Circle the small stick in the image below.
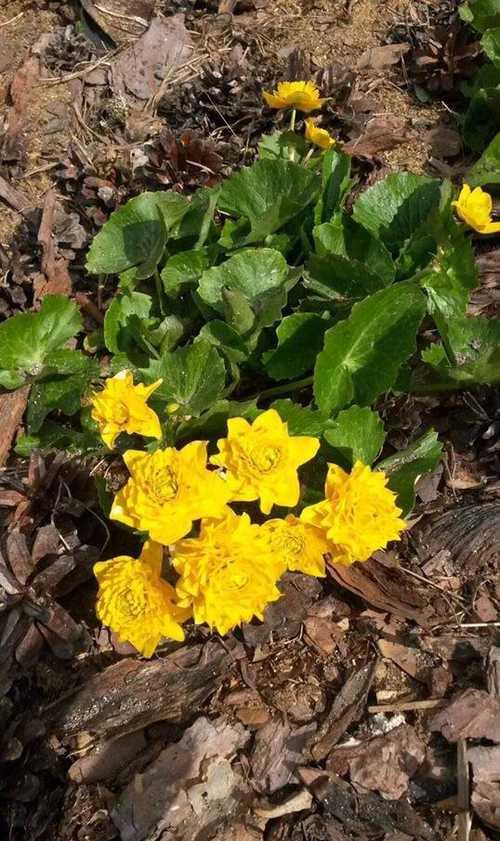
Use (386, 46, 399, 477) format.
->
(0, 11, 24, 27)
(456, 740, 471, 841)
(368, 698, 446, 714)
(92, 3, 148, 27)
(38, 50, 119, 86)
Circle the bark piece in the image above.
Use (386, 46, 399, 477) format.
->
(327, 559, 446, 628)
(471, 781, 500, 830)
(69, 730, 147, 783)
(310, 660, 376, 761)
(328, 724, 425, 799)
(311, 776, 433, 839)
(468, 746, 500, 783)
(112, 716, 250, 841)
(377, 639, 430, 682)
(417, 501, 500, 574)
(488, 647, 500, 697)
(35, 189, 72, 301)
(430, 689, 500, 743)
(251, 718, 316, 794)
(242, 573, 322, 647)
(0, 386, 30, 467)
(48, 640, 236, 742)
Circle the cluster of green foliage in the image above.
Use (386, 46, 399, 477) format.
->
(0, 131, 498, 513)
(460, 0, 500, 180)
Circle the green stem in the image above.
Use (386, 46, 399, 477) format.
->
(256, 375, 313, 402)
(289, 108, 297, 162)
(154, 268, 165, 317)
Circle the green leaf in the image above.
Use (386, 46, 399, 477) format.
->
(103, 291, 152, 355)
(161, 247, 216, 298)
(258, 130, 308, 160)
(315, 148, 353, 224)
(174, 398, 258, 443)
(142, 340, 226, 416)
(305, 254, 386, 299)
(352, 172, 441, 254)
(27, 356, 99, 434)
(314, 283, 426, 414)
(468, 131, 500, 186)
(323, 405, 385, 469)
(377, 430, 443, 516)
(315, 213, 396, 284)
(198, 248, 292, 342)
(218, 159, 320, 242)
(198, 321, 249, 363)
(418, 316, 500, 388)
(86, 193, 167, 277)
(15, 421, 100, 456)
(263, 313, 329, 380)
(0, 295, 82, 384)
(421, 217, 478, 356)
(462, 68, 500, 153)
(270, 399, 329, 437)
(482, 27, 500, 65)
(460, 0, 500, 33)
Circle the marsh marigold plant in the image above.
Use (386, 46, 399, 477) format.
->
(210, 409, 319, 514)
(263, 80, 327, 113)
(301, 461, 406, 566)
(94, 541, 190, 656)
(110, 442, 230, 545)
(453, 184, 500, 235)
(90, 370, 163, 449)
(173, 509, 282, 636)
(305, 118, 336, 150)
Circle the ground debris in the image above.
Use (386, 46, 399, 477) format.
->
(430, 688, 500, 743)
(310, 660, 376, 762)
(112, 714, 250, 841)
(48, 639, 238, 742)
(328, 723, 425, 799)
(251, 717, 316, 794)
(310, 774, 433, 839)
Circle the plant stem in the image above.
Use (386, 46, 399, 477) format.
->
(289, 108, 297, 162)
(256, 375, 313, 402)
(154, 268, 165, 317)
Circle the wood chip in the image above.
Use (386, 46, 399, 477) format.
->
(0, 386, 30, 467)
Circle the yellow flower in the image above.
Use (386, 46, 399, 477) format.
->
(110, 441, 231, 545)
(210, 409, 319, 515)
(300, 461, 406, 566)
(94, 541, 190, 657)
(262, 514, 329, 577)
(172, 509, 282, 635)
(263, 81, 327, 113)
(452, 184, 500, 235)
(305, 118, 336, 150)
(90, 370, 163, 449)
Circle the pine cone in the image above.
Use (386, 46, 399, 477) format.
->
(412, 24, 481, 94)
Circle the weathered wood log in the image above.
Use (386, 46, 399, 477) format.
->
(417, 501, 500, 573)
(47, 639, 239, 743)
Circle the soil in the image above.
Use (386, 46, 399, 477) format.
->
(0, 1, 499, 840)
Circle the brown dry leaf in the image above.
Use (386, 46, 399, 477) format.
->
(475, 593, 498, 622)
(0, 385, 30, 468)
(310, 660, 376, 762)
(343, 115, 407, 158)
(425, 126, 462, 158)
(112, 715, 250, 841)
(112, 15, 193, 101)
(35, 189, 72, 302)
(327, 558, 445, 628)
(328, 724, 425, 800)
(357, 43, 410, 71)
(430, 689, 500, 743)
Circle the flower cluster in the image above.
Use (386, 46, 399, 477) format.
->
(91, 375, 406, 656)
(263, 80, 336, 150)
